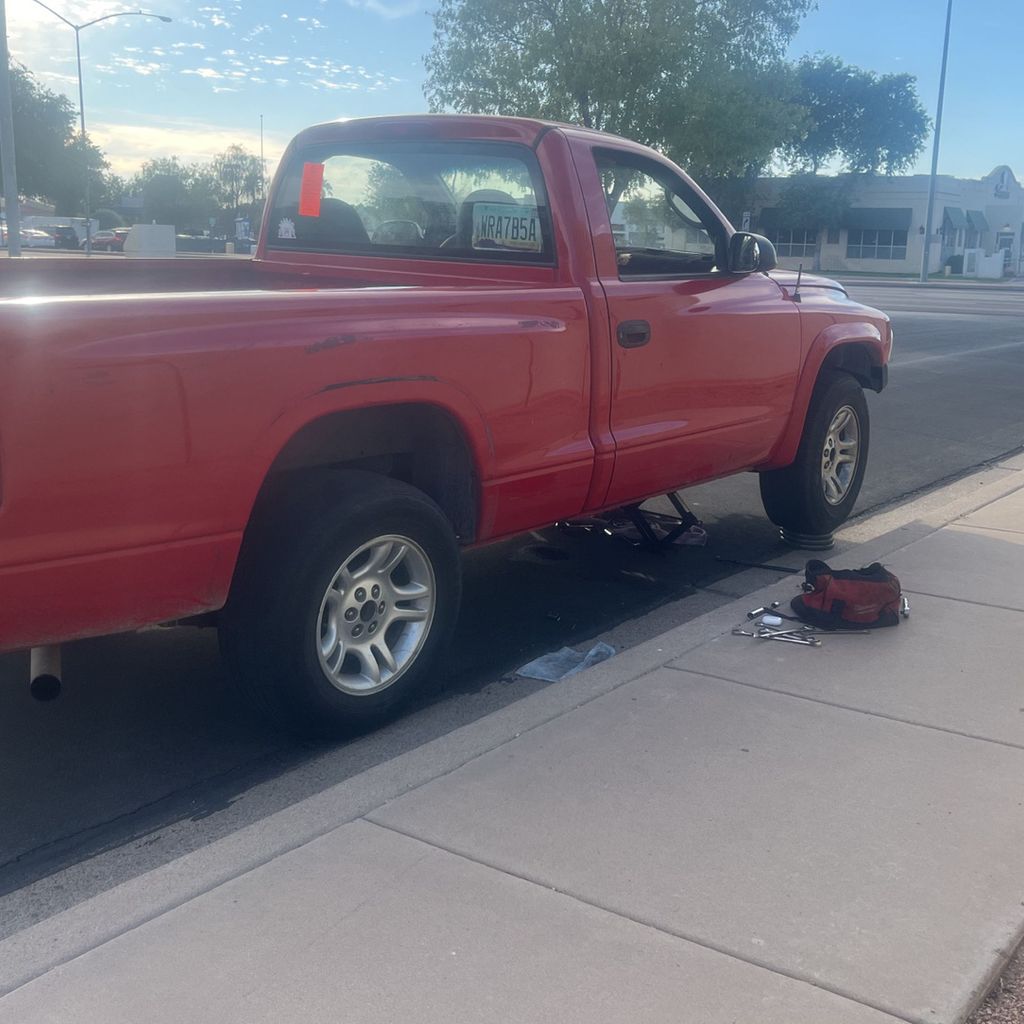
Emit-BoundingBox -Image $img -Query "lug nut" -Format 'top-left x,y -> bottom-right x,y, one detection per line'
371,585 -> 381,599
378,601 -> 386,614
344,608 -> 358,622
368,622 -> 378,635
352,625 -> 363,638
355,587 -> 366,602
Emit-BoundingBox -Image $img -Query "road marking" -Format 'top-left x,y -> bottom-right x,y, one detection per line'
895,339 -> 1024,367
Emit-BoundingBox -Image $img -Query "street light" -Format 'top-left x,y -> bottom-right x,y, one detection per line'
919,0 -> 953,283
30,2 -> 171,254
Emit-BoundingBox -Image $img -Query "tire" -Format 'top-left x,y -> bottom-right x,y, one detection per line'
220,469 -> 461,737
759,371 -> 869,535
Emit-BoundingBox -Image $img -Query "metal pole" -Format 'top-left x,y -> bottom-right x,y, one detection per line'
75,26 -> 93,255
29,3 -> 171,256
260,113 -> 264,198
0,0 -> 22,256
919,0 -> 953,283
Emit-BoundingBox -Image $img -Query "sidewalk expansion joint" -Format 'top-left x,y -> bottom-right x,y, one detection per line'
904,588 -> 1024,614
667,666 -> 1024,753
947,523 -> 1024,540
362,818 -> 915,1024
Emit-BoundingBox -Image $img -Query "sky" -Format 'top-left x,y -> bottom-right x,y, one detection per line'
5,0 -> 1022,182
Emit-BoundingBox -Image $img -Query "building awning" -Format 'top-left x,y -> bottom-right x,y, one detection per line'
842,207 -> 913,230
967,209 -> 990,232
943,207 -> 967,230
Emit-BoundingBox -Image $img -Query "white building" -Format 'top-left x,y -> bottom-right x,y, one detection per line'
754,166 -> 1022,278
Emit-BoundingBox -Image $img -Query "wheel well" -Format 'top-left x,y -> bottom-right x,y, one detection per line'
259,404 -> 478,542
821,343 -> 883,392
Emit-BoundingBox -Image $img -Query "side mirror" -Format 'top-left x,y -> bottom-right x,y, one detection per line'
729,231 -> 777,274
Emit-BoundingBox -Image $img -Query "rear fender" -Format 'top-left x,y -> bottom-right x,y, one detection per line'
237,375 -> 493,532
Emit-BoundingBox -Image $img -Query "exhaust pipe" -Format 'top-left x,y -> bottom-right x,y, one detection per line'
30,646 -> 62,701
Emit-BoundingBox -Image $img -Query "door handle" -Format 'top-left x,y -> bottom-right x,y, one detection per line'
617,320 -> 651,349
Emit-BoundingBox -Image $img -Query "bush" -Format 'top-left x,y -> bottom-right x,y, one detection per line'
94,208 -> 124,229
945,254 -> 963,275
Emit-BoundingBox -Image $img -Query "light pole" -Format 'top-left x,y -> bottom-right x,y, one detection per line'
30,2 -> 171,254
919,0 -> 953,283
1,0 -> 23,255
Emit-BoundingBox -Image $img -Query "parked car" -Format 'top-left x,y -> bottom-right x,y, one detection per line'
1,226 -> 56,248
85,228 -> 130,251
19,228 -> 57,248
0,114 -> 892,736
43,225 -> 80,250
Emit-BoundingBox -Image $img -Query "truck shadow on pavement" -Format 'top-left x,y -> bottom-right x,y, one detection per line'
0,511 -> 785,916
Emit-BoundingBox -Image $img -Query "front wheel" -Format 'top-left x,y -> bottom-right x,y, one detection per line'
759,371 -> 870,536
220,470 -> 461,737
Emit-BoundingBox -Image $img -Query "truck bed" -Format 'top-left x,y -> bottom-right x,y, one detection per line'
0,255 -> 362,298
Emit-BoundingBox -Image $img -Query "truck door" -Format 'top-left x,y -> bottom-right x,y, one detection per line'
570,141 -> 801,509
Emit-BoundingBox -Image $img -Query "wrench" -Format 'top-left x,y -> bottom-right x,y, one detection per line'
747,602 -> 782,619
759,631 -> 821,646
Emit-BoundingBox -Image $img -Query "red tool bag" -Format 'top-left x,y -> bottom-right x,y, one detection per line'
790,559 -> 902,629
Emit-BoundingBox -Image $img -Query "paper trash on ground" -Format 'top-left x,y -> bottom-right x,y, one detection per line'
516,642 -> 617,682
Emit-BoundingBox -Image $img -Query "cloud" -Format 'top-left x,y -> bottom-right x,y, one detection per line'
5,0 -> 176,91
344,0 -> 419,19
182,67 -> 224,80
89,117 -> 291,176
171,42 -> 207,51
117,59 -> 166,76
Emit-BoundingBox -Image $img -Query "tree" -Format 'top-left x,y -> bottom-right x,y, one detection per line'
776,173 -> 852,232
770,171 -> 855,269
49,134 -> 109,217
1,61 -> 117,216
211,144 -> 263,213
2,62 -> 75,201
132,158 -> 219,231
784,55 -> 930,174
425,0 -> 813,178
93,207 -> 125,229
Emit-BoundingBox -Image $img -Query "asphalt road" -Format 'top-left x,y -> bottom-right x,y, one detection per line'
2,281 -> 1022,937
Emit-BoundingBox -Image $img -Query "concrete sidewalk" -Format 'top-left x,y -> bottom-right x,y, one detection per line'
3,455 -> 1024,1024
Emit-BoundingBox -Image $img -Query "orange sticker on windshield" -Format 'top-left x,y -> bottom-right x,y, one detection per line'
298,162 -> 325,217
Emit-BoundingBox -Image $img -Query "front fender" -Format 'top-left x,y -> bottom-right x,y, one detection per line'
765,321 -> 890,470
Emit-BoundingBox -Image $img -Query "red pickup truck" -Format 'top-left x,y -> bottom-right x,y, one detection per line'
0,114 -> 891,734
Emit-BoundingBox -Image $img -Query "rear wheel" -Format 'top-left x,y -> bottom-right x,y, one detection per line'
759,371 -> 869,536
220,470 -> 461,737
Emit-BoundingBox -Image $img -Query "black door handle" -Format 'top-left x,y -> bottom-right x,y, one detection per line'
617,320 -> 651,349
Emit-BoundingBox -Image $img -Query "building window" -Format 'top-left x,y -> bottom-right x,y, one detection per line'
771,228 -> 817,258
826,227 -> 840,245
846,229 -> 908,261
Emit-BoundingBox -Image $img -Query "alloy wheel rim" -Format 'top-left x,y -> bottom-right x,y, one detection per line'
821,405 -> 860,506
316,534 -> 435,695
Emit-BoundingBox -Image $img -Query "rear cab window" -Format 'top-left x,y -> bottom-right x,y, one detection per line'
267,140 -> 555,266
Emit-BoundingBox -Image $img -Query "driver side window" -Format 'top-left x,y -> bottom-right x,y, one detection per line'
594,150 -> 722,277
